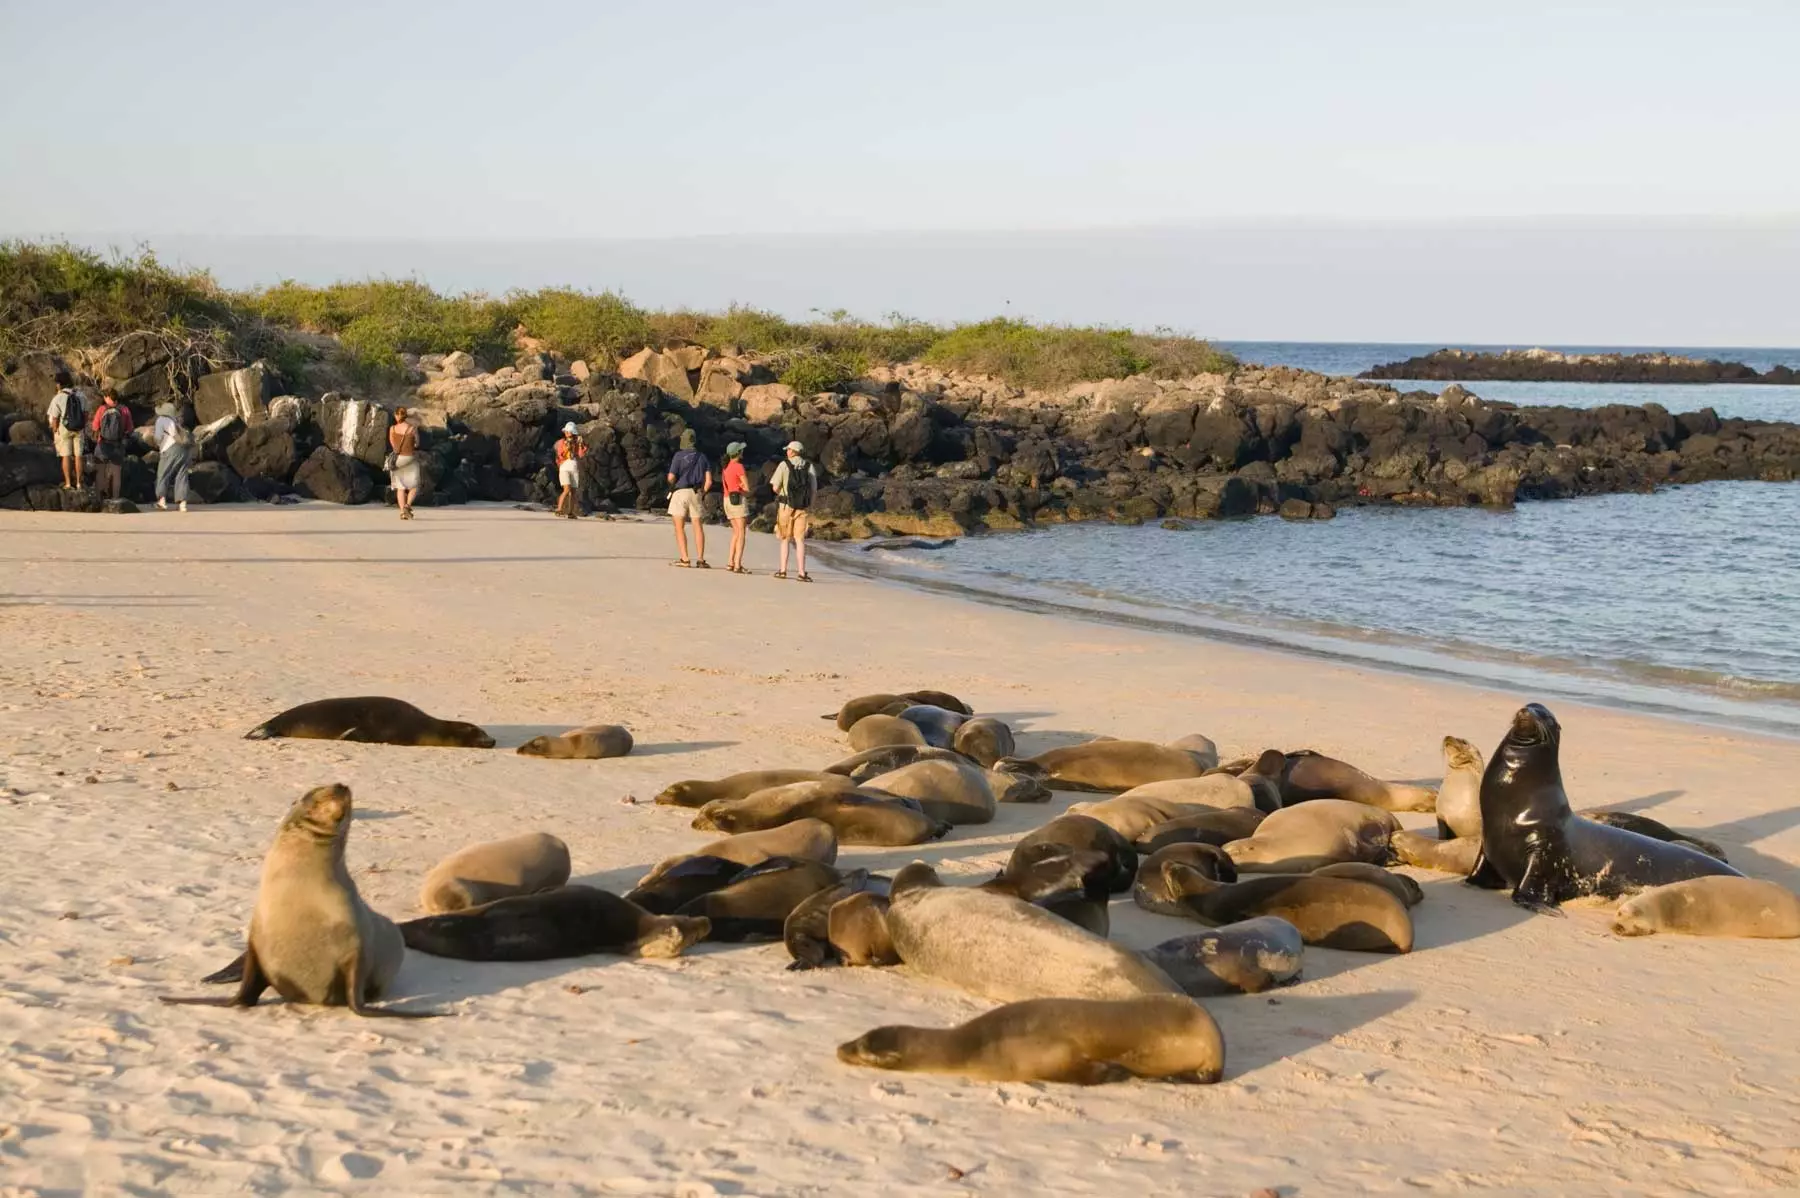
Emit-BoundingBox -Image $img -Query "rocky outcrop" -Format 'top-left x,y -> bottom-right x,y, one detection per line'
292,446 -> 374,505
1361,347 -> 1799,385
194,362 -> 278,425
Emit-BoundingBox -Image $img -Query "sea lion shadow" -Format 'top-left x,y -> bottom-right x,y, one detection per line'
1591,789 -> 1688,815
1010,729 -> 1102,754
1213,988 -> 1417,1078
1593,791 -> 1800,891
568,863 -> 660,894
632,741 -> 738,757
399,948 -> 624,1004
352,809 -> 406,821
977,710 -> 1054,727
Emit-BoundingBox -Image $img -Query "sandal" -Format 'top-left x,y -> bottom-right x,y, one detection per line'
795,573 -> 813,583
772,571 -> 787,579
694,560 -> 711,569
732,566 -> 752,575
670,559 -> 692,568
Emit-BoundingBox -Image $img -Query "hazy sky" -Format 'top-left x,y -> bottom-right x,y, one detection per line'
4,1 -> 1797,342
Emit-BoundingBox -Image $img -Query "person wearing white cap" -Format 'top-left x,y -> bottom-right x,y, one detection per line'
554,422 -> 588,519
768,440 -> 818,582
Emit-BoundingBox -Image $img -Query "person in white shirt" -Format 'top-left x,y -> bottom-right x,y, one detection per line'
151,402 -> 194,511
44,370 -> 86,489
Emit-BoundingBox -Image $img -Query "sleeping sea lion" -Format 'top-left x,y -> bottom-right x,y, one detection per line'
783,872 -> 892,968
692,780 -> 952,846
1612,877 -> 1800,939
848,713 -> 929,752
638,820 -> 839,888
1585,811 -> 1728,862
516,723 -> 633,759
1224,799 -> 1400,873
830,891 -> 899,966
824,744 -> 965,781
824,691 -> 972,732
1134,807 -> 1267,854
1310,861 -> 1424,907
891,704 -> 970,749
399,885 -> 709,960
997,740 -> 1210,794
244,697 -> 494,749
982,848 -> 1116,937
1131,844 -> 1238,915
1141,916 -> 1305,996
1266,749 -> 1437,813
1007,814 -> 1138,894
655,769 -> 841,808
1070,785 -> 1257,842
419,832 -> 572,913
953,717 -> 1016,768
864,758 -> 997,825
1156,861 -> 1414,953
1115,775 -> 1260,812
678,857 -> 843,941
625,855 -> 749,914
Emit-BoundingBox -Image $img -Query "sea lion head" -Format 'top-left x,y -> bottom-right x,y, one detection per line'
890,861 -> 943,898
988,771 -> 1051,804
836,1025 -> 909,1069
1442,735 -> 1484,773
1002,848 -> 1115,902
282,783 -> 353,844
436,720 -> 497,749
1484,703 -> 1566,803
1508,704 -> 1560,747
689,801 -> 741,833
1247,749 -> 1288,777
516,735 -> 557,757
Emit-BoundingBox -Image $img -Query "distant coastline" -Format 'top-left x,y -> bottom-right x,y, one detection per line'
1360,347 -> 1800,385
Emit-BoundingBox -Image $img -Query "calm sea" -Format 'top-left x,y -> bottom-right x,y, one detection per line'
831,342 -> 1800,737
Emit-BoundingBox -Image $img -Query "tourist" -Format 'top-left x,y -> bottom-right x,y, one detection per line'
666,429 -> 712,568
44,370 -> 85,489
721,441 -> 752,574
88,389 -> 133,500
555,422 -> 587,519
151,402 -> 194,512
769,440 -> 817,582
388,407 -> 421,520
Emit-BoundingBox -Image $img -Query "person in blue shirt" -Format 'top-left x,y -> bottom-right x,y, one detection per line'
666,429 -> 713,568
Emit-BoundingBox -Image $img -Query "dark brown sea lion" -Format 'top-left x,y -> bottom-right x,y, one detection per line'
399,885 -> 709,960
677,857 -> 843,941
1265,749 -> 1437,813
1007,814 -> 1138,894
624,855 -> 749,914
952,717 -> 1016,768
1586,811 -> 1728,862
983,848 -> 1116,937
1141,916 -> 1306,996
1134,807 -> 1267,854
244,697 -> 495,748
783,871 -> 892,969
1154,862 -> 1414,953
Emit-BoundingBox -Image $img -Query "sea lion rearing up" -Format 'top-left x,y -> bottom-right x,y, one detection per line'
997,740 -> 1210,794
419,832 -> 572,913
165,784 -> 443,1017
399,885 -> 710,960
516,724 -> 634,759
244,697 -> 495,748
837,995 -> 1224,1085
1468,704 -> 1742,910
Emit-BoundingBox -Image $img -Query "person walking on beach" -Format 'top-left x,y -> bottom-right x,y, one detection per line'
88,389 -> 133,500
151,401 -> 194,511
45,370 -> 86,489
554,422 -> 587,519
769,440 -> 817,582
388,406 -> 421,520
721,441 -> 752,574
666,429 -> 712,568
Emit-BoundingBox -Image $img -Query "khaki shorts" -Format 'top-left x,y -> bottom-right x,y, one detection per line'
53,426 -> 84,457
558,459 -> 581,487
668,487 -> 704,520
723,495 -> 749,521
776,504 -> 811,540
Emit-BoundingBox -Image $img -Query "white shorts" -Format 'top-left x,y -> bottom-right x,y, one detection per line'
558,459 -> 581,486
668,487 -> 704,520
390,454 -> 421,490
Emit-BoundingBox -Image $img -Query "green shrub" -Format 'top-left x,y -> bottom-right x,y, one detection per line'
0,240 -> 235,359
923,318 -> 1233,389
513,288 -> 651,366
779,349 -> 867,395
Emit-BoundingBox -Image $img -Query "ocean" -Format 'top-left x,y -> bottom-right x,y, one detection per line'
831,342 -> 1800,737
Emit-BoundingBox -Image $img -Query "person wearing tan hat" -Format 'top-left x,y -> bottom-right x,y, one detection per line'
151,401 -> 195,511
720,441 -> 752,573
665,428 -> 712,568
554,422 -> 588,519
768,440 -> 817,582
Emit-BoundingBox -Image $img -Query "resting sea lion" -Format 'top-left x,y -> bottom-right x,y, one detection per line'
784,871 -> 892,968
419,832 -> 572,913
692,780 -> 952,846
884,864 -> 1182,1002
1612,877 -> 1800,939
900,689 -> 973,716
986,768 -> 1051,804
655,769 -> 840,808
168,784 -> 441,1016
1008,814 -> 1138,894
891,704 -> 970,749
625,855 -> 748,914
1070,786 -> 1256,843
953,717 -> 1015,768
822,691 -> 973,731
679,857 -> 843,941
638,819 -> 839,887
244,697 -> 495,749
1135,807 -> 1267,854
1390,828 -> 1483,876
1436,736 -> 1485,839
1586,811 -> 1728,862
824,744 -> 965,781
997,740 -> 1209,793
1141,916 -> 1305,996
837,995 -> 1224,1085
1157,862 -> 1414,953
864,758 -> 996,825
1224,799 -> 1400,873
1131,844 -> 1238,915
1311,862 -> 1424,907
830,891 -> 899,965
1116,775 -> 1260,812
1267,749 -> 1437,813
516,723 -> 633,759
400,885 -> 709,960
983,848 -> 1115,937
1468,704 -> 1742,910
848,713 -> 928,752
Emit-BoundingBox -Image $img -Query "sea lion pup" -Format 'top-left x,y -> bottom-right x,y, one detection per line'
884,863 -> 1183,1003
824,744 -> 965,781
643,819 -> 839,883
655,769 -> 841,809
167,784 -> 442,1017
625,855 -> 749,914
996,740 -> 1210,794
829,891 -> 899,966
1158,862 -> 1414,953
847,713 -> 929,752
1469,704 -> 1742,910
1612,877 -> 1800,939
419,832 -> 572,914
864,758 -> 997,826
1263,749 -> 1438,813
837,995 -> 1224,1085
1436,736 -> 1485,839
983,848 -> 1116,937
1586,811 -> 1728,862
784,871 -> 892,968
1132,844 -> 1238,915
1135,808 -> 1268,855
516,724 -> 633,760
677,857 -> 844,941
1311,862 -> 1425,908
244,697 -> 495,749
953,717 -> 1015,768
1008,814 -> 1138,894
1224,799 -> 1401,873
692,780 -> 951,846
400,885 -> 709,960
1142,916 -> 1305,996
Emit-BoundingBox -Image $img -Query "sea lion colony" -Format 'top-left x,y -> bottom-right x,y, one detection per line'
169,693 -> 1797,1084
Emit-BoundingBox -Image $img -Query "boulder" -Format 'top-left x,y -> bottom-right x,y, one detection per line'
618,348 -> 695,401
313,394 -> 393,467
292,446 -> 374,504
97,334 -> 182,405
194,414 -> 244,463
102,498 -> 139,515
226,422 -> 298,482
462,408 -> 537,473
7,419 -> 45,445
194,362 -> 277,425
439,350 -> 479,379
415,374 -> 500,413
741,383 -> 795,423
494,381 -> 559,425
1,351 -> 73,414
0,444 -> 61,497
1278,498 -> 1314,521
569,360 -> 592,382
667,344 -> 707,373
186,461 -> 246,504
267,395 -> 309,431
696,361 -> 744,408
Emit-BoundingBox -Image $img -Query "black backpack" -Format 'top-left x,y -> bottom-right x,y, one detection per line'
784,461 -> 814,510
59,389 -> 83,432
98,404 -> 124,445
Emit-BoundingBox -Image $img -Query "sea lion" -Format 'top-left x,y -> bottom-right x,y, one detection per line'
1224,799 -> 1400,873
1586,811 -> 1728,862
837,995 -> 1224,1085
1115,775 -> 1261,812
899,690 -> 973,716
1468,704 -> 1742,910
953,717 -> 1015,768
1267,749 -> 1438,813
1390,828 -> 1483,876
638,820 -> 839,887
983,848 -> 1116,937
1135,807 -> 1268,854
399,885 -> 709,960
655,769 -> 841,808
784,871 -> 892,968
864,758 -> 997,825
1436,736 -> 1485,839
1008,814 -> 1138,894
624,855 -> 749,914
679,857 -> 843,941
1070,780 -> 1261,843
692,780 -> 952,846
891,704 -> 970,749
824,744 -> 965,781
244,697 -> 495,749
1132,844 -> 1239,915
829,891 -> 899,966
823,691 -> 973,731
1311,862 -> 1425,908
1141,916 -> 1306,996
1612,877 -> 1800,939
847,713 -> 929,752
997,740 -> 1209,794
166,784 -> 441,1016
1165,733 -> 1222,770
1157,862 -> 1414,953
516,723 -> 634,759
419,832 -> 572,913
884,864 -> 1183,1002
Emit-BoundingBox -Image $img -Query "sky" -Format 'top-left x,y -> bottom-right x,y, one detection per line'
3,0 -> 1797,343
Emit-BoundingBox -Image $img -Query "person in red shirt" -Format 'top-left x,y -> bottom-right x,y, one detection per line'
88,389 -> 136,500
554,422 -> 588,518
720,441 -> 752,573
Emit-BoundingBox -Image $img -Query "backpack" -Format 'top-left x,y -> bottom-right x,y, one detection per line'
58,389 -> 83,432
98,404 -> 124,445
784,461 -> 814,510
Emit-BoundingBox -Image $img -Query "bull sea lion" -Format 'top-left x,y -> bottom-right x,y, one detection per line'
516,723 -> 633,759
692,780 -> 951,846
998,740 -> 1210,793
784,872 -> 892,968
1157,862 -> 1414,953
864,758 -> 996,825
625,855 -> 748,914
400,885 -> 709,960
1224,799 -> 1400,873
166,784 -> 442,1016
655,769 -> 840,808
678,857 -> 843,941
1468,704 -> 1742,910
884,864 -> 1182,1002
1267,749 -> 1437,813
824,744 -> 965,781
1141,916 -> 1306,996
1008,814 -> 1138,894
847,713 -> 929,752
1612,877 -> 1800,939
837,995 -> 1224,1085
1135,807 -> 1267,854
953,717 -> 1015,768
1390,828 -> 1483,876
1586,811 -> 1728,862
244,697 -> 495,749
419,832 -> 572,913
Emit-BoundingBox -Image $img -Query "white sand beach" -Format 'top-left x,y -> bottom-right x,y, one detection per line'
2,503 -> 1797,1196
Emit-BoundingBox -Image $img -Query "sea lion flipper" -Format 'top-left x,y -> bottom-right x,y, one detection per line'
343,950 -> 449,1018
159,994 -> 245,1008
336,726 -> 365,741
201,951 -> 247,984
1463,847 -> 1507,890
1509,851 -> 1567,915
231,943 -> 271,1007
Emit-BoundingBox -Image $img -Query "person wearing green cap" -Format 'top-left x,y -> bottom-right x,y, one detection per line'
720,441 -> 752,574
665,428 -> 713,568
